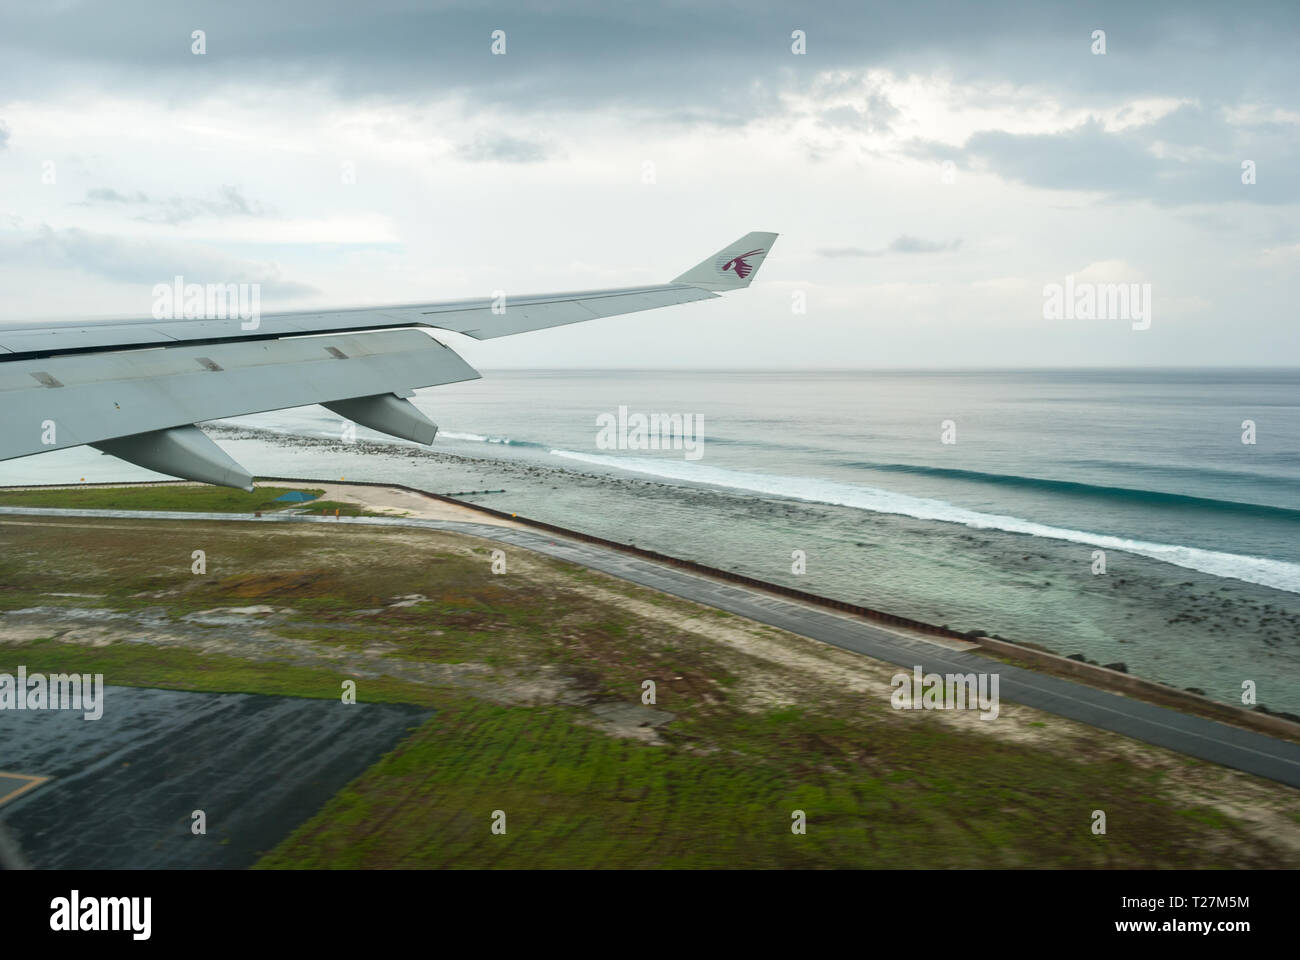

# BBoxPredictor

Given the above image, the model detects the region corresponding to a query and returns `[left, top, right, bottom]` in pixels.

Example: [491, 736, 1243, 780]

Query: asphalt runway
[4, 505, 1300, 790]
[0, 685, 429, 868]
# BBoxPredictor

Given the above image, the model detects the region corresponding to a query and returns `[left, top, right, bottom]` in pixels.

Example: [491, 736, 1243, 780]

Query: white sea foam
[438, 431, 512, 444]
[549, 449, 1300, 594]
[438, 430, 490, 442]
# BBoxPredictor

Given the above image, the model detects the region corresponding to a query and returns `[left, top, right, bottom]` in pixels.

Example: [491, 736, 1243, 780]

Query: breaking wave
[548, 450, 1300, 593]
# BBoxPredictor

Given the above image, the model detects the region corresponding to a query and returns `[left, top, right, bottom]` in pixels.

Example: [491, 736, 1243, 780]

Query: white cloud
[1074, 260, 1147, 283]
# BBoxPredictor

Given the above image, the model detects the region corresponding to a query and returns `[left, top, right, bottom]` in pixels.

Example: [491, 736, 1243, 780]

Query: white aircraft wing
[0, 231, 777, 489]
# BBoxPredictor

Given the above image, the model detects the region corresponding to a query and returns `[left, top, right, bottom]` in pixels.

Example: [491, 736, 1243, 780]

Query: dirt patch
[218, 570, 343, 599]
[582, 702, 676, 744]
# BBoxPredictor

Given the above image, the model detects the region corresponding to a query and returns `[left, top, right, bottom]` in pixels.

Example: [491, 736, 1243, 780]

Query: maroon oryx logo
[719, 248, 764, 279]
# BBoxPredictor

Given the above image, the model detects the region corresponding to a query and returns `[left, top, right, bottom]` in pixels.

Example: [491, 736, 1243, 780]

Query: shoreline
[197, 423, 1300, 714]
[4, 476, 1299, 747]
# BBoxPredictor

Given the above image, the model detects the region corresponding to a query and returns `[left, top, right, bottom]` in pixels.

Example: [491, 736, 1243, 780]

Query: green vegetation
[0, 501, 1295, 869]
[257, 697, 1262, 870]
[0, 484, 322, 513]
[1, 638, 439, 707]
[285, 500, 387, 517]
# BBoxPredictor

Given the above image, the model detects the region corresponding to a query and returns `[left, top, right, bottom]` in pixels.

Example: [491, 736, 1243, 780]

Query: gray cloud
[890, 235, 962, 254]
[910, 106, 1300, 206]
[79, 184, 267, 223]
[455, 134, 550, 164]
[0, 118, 9, 150]
[819, 236, 962, 258]
[817, 94, 899, 137]
[84, 187, 149, 204]
[2, 225, 316, 299]
[2, 2, 1297, 125]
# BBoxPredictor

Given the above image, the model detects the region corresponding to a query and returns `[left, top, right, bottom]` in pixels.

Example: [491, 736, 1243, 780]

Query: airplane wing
[0, 231, 777, 490]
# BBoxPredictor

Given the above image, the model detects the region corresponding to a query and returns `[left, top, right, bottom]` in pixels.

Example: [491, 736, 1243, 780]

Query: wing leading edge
[0, 232, 778, 357]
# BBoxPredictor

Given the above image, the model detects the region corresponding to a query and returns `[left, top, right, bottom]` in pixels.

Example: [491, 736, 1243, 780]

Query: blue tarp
[273, 490, 318, 502]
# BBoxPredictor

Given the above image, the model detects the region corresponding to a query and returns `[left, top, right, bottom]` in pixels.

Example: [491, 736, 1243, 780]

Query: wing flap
[0, 329, 479, 462]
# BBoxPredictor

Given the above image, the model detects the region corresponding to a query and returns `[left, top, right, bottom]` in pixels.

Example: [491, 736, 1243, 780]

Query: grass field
[0, 484, 322, 513]
[2, 500, 1298, 868]
[0, 484, 394, 517]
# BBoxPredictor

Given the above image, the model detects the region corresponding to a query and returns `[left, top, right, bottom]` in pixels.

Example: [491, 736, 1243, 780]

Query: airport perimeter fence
[0, 474, 965, 639]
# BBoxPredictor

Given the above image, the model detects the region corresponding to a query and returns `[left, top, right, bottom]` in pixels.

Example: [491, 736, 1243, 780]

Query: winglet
[672, 231, 779, 291]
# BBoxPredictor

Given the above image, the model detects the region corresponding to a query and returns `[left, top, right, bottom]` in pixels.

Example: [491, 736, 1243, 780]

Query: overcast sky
[1, 0, 1297, 367]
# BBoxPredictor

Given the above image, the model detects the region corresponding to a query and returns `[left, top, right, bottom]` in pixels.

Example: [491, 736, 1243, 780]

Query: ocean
[6, 368, 1299, 713]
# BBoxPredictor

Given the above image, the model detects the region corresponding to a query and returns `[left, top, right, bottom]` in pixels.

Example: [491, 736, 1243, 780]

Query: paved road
[5, 505, 1300, 790]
